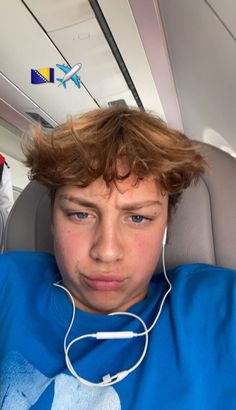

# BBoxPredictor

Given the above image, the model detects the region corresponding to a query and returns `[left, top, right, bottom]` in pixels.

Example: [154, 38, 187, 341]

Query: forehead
[56, 176, 165, 203]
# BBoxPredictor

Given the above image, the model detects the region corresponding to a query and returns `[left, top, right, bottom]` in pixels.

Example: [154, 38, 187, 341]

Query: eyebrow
[58, 194, 163, 211]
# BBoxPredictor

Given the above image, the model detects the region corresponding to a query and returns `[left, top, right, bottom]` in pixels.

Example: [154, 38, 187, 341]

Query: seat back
[4, 143, 236, 271]
[0, 208, 7, 253]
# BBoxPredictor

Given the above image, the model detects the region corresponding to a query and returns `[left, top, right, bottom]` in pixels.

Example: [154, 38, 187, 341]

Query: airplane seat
[3, 142, 236, 271]
[0, 208, 8, 253]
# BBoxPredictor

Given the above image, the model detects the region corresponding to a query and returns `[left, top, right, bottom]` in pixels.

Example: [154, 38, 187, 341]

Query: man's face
[52, 176, 168, 314]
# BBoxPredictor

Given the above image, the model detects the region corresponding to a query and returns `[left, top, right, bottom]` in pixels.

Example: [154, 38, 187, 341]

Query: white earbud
[162, 226, 168, 246]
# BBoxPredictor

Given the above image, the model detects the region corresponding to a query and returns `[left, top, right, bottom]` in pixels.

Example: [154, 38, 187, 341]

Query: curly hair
[23, 106, 207, 215]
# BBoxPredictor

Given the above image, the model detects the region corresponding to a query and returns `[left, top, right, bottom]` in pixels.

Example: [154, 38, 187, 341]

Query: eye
[130, 215, 151, 224]
[65, 210, 97, 225]
[67, 211, 90, 221]
[74, 212, 89, 219]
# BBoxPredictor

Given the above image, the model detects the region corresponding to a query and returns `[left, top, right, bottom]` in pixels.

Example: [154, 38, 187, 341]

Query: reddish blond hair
[24, 106, 207, 214]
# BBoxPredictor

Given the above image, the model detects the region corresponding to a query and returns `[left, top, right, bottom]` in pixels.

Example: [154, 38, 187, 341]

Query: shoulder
[0, 251, 60, 285]
[161, 264, 236, 373]
[168, 263, 236, 310]
[169, 263, 236, 287]
[0, 250, 56, 267]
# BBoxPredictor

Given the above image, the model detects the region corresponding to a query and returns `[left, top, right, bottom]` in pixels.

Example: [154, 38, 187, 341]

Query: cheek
[131, 233, 162, 271]
[53, 226, 89, 274]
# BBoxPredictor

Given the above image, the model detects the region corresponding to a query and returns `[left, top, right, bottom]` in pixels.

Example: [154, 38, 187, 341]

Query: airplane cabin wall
[158, 0, 236, 157]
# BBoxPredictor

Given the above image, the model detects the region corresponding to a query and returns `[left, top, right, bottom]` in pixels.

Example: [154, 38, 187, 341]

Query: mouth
[81, 274, 127, 291]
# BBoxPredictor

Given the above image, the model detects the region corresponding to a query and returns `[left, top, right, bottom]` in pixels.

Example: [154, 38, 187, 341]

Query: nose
[89, 219, 123, 263]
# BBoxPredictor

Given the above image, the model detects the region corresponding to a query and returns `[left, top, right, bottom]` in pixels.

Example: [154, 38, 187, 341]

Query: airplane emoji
[56, 63, 82, 89]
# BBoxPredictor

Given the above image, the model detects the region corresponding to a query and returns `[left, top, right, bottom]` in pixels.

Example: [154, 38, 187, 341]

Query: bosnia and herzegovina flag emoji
[31, 68, 54, 84]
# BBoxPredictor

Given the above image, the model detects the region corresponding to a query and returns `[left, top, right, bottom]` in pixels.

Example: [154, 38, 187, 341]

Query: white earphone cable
[53, 229, 171, 386]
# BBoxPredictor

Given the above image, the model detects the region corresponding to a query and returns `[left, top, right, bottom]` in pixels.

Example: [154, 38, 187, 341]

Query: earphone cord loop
[53, 241, 171, 386]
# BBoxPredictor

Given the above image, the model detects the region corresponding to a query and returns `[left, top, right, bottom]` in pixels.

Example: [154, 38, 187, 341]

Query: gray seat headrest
[0, 208, 7, 252]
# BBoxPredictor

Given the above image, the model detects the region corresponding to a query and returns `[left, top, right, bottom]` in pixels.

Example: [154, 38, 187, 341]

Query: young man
[0, 107, 235, 409]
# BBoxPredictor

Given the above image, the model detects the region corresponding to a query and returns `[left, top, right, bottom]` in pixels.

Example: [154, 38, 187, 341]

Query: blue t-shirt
[0, 251, 236, 409]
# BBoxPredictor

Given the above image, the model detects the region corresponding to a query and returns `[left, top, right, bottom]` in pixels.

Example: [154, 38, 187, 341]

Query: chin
[88, 305, 120, 315]
[84, 300, 126, 315]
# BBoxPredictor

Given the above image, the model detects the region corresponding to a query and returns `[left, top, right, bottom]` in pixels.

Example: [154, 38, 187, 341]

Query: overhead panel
[49, 18, 130, 100]
[0, 73, 57, 128]
[97, 0, 165, 116]
[0, 0, 166, 129]
[24, 0, 139, 109]
[23, 0, 95, 32]
[206, 0, 236, 40]
[128, 0, 180, 127]
[0, 0, 98, 126]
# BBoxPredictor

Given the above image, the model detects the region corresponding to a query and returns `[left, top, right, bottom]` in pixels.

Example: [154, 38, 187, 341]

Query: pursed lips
[81, 273, 127, 291]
